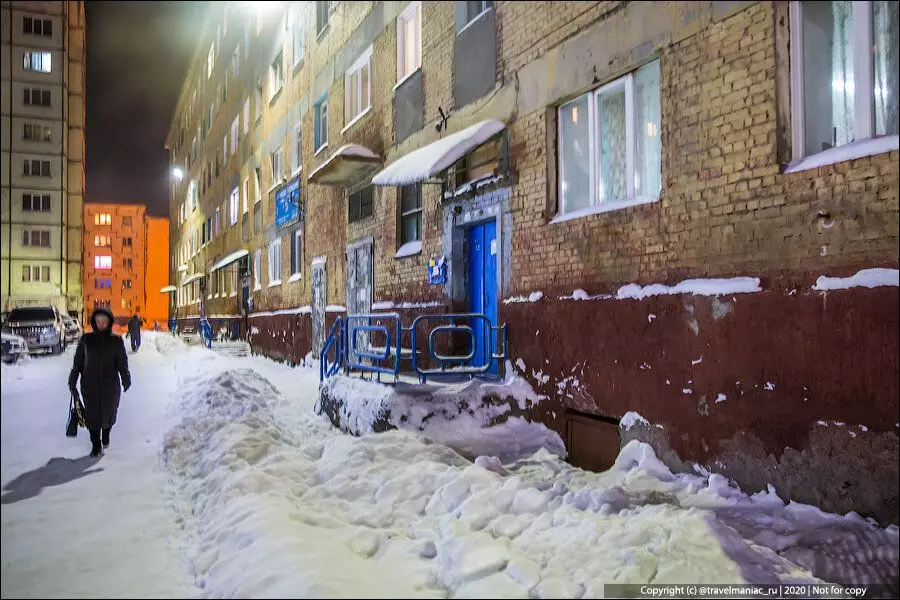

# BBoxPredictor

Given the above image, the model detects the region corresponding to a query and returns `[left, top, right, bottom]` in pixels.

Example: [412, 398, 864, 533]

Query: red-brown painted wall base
[502, 285, 899, 525]
[247, 313, 314, 365]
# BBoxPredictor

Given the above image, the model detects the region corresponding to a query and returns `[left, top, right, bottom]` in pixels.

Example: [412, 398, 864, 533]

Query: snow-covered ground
[2, 333, 897, 598]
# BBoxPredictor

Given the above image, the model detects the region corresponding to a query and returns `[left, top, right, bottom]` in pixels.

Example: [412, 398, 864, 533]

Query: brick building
[166, 2, 899, 523]
[82, 204, 169, 331]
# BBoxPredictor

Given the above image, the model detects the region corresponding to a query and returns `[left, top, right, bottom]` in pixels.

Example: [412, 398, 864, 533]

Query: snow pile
[813, 268, 899, 291]
[620, 411, 650, 430]
[503, 291, 544, 304]
[616, 277, 762, 300]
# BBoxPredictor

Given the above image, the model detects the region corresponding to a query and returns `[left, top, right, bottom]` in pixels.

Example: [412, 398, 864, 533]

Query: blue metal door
[467, 220, 498, 376]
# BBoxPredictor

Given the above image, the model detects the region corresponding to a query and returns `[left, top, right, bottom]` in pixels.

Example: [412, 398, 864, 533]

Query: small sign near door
[428, 257, 447, 285]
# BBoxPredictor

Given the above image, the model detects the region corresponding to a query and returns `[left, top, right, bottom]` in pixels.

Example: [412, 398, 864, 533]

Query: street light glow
[172, 167, 183, 181]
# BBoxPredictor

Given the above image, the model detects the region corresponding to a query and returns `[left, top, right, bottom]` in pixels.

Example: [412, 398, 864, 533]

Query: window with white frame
[23, 123, 51, 142]
[345, 47, 372, 126]
[207, 43, 215, 78]
[24, 51, 51, 73]
[399, 184, 422, 245]
[24, 159, 51, 177]
[272, 147, 283, 183]
[243, 98, 250, 134]
[270, 52, 284, 98]
[215, 207, 220, 236]
[557, 59, 661, 216]
[253, 249, 262, 290]
[290, 230, 302, 277]
[789, 0, 899, 162]
[397, 2, 421, 82]
[230, 117, 239, 154]
[222, 135, 228, 165]
[315, 96, 328, 152]
[242, 178, 250, 214]
[457, 0, 493, 33]
[22, 229, 51, 247]
[22, 193, 51, 212]
[23, 87, 51, 107]
[293, 15, 305, 66]
[230, 187, 239, 225]
[22, 265, 51, 282]
[232, 46, 240, 79]
[268, 239, 282, 284]
[316, 1, 330, 36]
[94, 255, 112, 270]
[292, 125, 302, 172]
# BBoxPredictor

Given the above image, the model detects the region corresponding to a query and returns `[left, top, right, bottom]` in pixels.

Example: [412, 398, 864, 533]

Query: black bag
[66, 392, 85, 438]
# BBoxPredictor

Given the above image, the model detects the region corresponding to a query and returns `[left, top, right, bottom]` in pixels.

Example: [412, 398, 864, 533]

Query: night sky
[85, 1, 206, 217]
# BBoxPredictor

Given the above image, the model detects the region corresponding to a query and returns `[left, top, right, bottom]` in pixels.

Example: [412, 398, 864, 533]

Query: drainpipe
[6, 8, 13, 309]
[60, 2, 68, 314]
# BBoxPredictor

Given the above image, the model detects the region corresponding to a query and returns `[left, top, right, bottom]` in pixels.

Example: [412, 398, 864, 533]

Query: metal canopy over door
[467, 220, 498, 376]
[346, 238, 374, 354]
[312, 259, 327, 355]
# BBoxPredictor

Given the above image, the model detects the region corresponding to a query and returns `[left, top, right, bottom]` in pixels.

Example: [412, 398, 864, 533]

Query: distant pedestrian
[68, 308, 131, 457]
[153, 320, 159, 332]
[126, 314, 144, 352]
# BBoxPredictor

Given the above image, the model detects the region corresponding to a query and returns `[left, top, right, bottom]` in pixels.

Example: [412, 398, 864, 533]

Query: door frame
[311, 255, 328, 355]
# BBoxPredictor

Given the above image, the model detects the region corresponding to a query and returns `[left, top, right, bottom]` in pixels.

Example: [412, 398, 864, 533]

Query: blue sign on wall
[428, 256, 447, 285]
[275, 177, 301, 229]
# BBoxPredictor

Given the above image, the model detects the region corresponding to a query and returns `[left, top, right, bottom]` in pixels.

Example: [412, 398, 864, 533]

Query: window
[207, 43, 215, 78]
[22, 265, 51, 282]
[125, 257, 133, 270]
[122, 216, 132, 227]
[122, 279, 133, 289]
[316, 1, 330, 35]
[24, 88, 52, 107]
[231, 117, 239, 154]
[315, 96, 328, 152]
[292, 16, 305, 66]
[94, 235, 110, 247]
[24, 51, 52, 73]
[215, 207, 220, 236]
[23, 123, 51, 142]
[291, 230, 302, 277]
[22, 230, 51, 247]
[397, 2, 422, 82]
[244, 98, 250, 134]
[24, 16, 53, 37]
[124, 236, 133, 248]
[95, 213, 111, 226]
[268, 239, 282, 284]
[95, 255, 112, 270]
[222, 135, 228, 166]
[256, 80, 264, 122]
[557, 59, 661, 216]
[230, 187, 240, 225]
[345, 47, 372, 126]
[24, 159, 51, 177]
[399, 184, 422, 244]
[456, 0, 493, 33]
[270, 52, 284, 98]
[232, 46, 240, 79]
[292, 125, 302, 172]
[95, 278, 111, 289]
[206, 218, 212, 243]
[349, 185, 374, 222]
[253, 249, 262, 290]
[272, 147, 283, 183]
[790, 1, 899, 162]
[22, 193, 51, 212]
[242, 179, 250, 214]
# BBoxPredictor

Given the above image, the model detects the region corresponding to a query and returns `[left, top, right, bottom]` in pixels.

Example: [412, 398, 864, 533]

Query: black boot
[89, 429, 102, 457]
[101, 427, 111, 448]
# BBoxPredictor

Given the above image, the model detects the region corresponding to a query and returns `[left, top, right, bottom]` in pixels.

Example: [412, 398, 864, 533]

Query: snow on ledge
[249, 306, 312, 318]
[288, 273, 302, 283]
[325, 304, 346, 313]
[616, 277, 762, 300]
[393, 240, 422, 259]
[784, 135, 899, 174]
[372, 300, 443, 311]
[620, 411, 650, 431]
[503, 291, 543, 304]
[813, 268, 899, 291]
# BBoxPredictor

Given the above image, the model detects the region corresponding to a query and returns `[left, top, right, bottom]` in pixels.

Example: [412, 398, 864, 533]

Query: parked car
[62, 314, 82, 344]
[1, 332, 28, 364]
[1, 306, 65, 355]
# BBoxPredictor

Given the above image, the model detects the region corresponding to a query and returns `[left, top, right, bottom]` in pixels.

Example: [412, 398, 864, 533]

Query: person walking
[68, 308, 131, 457]
[126, 314, 144, 352]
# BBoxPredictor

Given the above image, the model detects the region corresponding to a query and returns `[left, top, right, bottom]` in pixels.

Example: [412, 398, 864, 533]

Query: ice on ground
[813, 268, 899, 291]
[617, 277, 762, 300]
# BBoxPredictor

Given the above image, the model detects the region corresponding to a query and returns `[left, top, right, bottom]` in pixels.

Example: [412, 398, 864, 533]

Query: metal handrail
[319, 316, 345, 382]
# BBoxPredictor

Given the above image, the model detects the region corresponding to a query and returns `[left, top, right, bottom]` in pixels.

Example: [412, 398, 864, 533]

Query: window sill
[229, 292, 237, 297]
[253, 285, 262, 292]
[292, 58, 304, 72]
[393, 67, 421, 92]
[291, 165, 302, 178]
[314, 142, 329, 157]
[456, 7, 493, 36]
[394, 240, 422, 259]
[341, 106, 372, 134]
[550, 196, 659, 224]
[316, 24, 329, 40]
[784, 135, 899, 174]
[288, 272, 302, 283]
[268, 280, 282, 288]
[269, 87, 283, 105]
[267, 180, 284, 193]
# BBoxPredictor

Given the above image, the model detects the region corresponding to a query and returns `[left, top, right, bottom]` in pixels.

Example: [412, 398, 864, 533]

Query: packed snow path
[2, 333, 897, 599]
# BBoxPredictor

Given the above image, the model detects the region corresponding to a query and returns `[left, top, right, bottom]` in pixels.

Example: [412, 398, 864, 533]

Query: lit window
[95, 255, 112, 270]
[397, 2, 421, 82]
[24, 51, 52, 73]
[557, 60, 661, 216]
[94, 213, 112, 226]
[345, 47, 372, 126]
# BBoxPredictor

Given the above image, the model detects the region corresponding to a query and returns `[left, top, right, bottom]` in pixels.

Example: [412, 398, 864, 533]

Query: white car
[62, 315, 82, 344]
[1, 332, 29, 364]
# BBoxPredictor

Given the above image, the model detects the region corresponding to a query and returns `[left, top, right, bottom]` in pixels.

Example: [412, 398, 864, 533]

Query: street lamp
[172, 167, 184, 182]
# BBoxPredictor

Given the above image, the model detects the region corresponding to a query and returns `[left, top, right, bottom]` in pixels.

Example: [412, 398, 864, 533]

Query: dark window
[124, 237, 133, 247]
[25, 88, 52, 106]
[348, 185, 374, 223]
[24, 159, 50, 177]
[399, 184, 422, 245]
[21, 193, 51, 212]
[290, 230, 302, 275]
[122, 216, 132, 227]
[23, 16, 52, 36]
[456, 0, 493, 32]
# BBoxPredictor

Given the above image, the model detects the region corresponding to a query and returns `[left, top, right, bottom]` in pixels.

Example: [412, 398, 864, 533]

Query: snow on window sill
[253, 285, 261, 292]
[269, 87, 283, 105]
[394, 240, 422, 259]
[784, 135, 899, 174]
[393, 67, 421, 92]
[341, 106, 372, 134]
[268, 280, 282, 288]
[288, 272, 302, 283]
[229, 292, 237, 297]
[314, 142, 329, 157]
[291, 165, 302, 178]
[456, 6, 493, 36]
[550, 196, 658, 224]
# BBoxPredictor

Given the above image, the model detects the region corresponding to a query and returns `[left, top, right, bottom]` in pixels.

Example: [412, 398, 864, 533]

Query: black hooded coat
[68, 308, 132, 430]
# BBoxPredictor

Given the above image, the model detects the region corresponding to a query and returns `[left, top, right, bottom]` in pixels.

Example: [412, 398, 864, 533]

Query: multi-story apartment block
[82, 204, 168, 331]
[1, 0, 86, 320]
[167, 2, 899, 523]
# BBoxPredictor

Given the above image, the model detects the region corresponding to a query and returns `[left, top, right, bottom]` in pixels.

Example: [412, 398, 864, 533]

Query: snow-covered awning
[177, 264, 188, 272]
[180, 273, 204, 287]
[211, 249, 249, 272]
[307, 144, 381, 187]
[372, 120, 505, 186]
[159, 285, 177, 294]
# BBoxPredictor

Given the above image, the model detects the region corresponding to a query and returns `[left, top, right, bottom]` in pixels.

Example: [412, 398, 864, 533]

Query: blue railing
[169, 318, 177, 336]
[199, 318, 213, 349]
[319, 312, 507, 383]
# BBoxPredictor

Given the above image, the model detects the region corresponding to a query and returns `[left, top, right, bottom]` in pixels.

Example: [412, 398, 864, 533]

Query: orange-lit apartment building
[82, 203, 169, 330]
